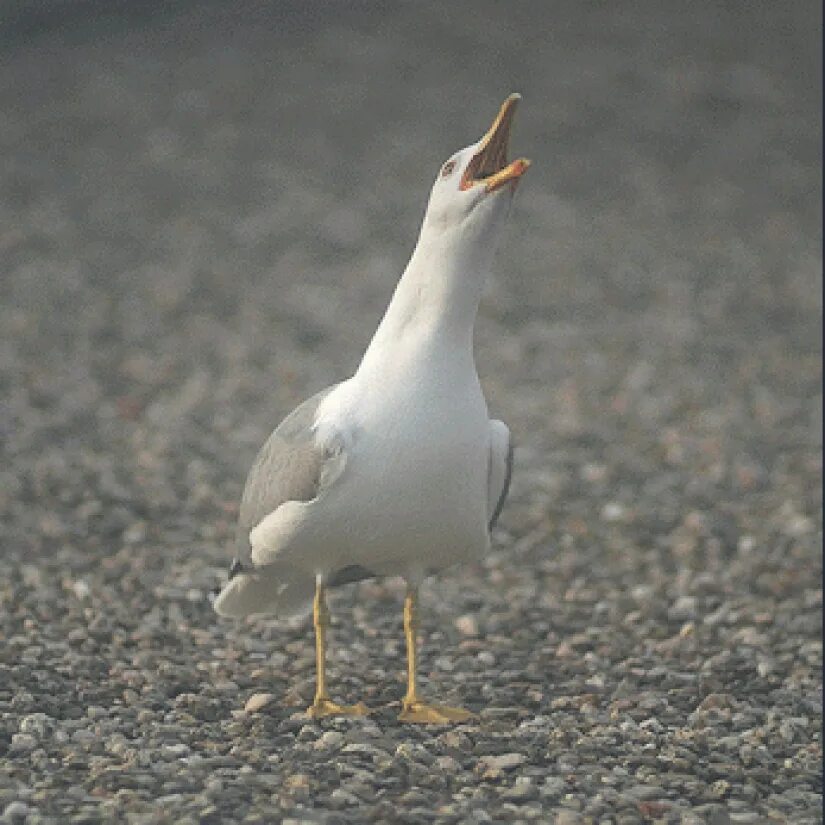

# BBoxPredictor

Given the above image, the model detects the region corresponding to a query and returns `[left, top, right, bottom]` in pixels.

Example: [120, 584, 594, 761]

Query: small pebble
[477, 752, 528, 778]
[244, 693, 275, 714]
[2, 802, 30, 824]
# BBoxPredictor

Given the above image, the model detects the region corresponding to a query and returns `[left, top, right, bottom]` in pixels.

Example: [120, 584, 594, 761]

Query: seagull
[214, 94, 530, 724]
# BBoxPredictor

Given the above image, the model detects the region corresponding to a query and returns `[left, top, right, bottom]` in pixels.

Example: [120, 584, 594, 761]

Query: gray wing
[488, 420, 513, 531]
[233, 385, 337, 567]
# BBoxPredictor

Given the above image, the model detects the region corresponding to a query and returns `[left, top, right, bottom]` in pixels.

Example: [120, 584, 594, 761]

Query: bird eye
[441, 160, 457, 177]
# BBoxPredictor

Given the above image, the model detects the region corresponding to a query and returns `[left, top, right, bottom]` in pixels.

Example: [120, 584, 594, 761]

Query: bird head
[422, 93, 530, 242]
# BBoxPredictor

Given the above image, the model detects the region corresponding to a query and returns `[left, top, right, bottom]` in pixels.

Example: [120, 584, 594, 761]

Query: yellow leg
[398, 584, 474, 724]
[306, 578, 368, 719]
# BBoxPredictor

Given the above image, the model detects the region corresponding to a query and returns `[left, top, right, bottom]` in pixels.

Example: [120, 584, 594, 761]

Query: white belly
[297, 370, 491, 578]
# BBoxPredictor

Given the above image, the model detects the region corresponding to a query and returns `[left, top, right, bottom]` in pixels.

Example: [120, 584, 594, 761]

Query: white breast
[309, 341, 492, 578]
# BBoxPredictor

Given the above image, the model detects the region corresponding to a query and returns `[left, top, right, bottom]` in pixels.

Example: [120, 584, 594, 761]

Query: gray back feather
[235, 385, 336, 563]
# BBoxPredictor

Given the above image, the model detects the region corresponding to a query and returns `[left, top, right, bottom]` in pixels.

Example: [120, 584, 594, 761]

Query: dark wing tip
[489, 437, 514, 532]
[228, 558, 245, 580]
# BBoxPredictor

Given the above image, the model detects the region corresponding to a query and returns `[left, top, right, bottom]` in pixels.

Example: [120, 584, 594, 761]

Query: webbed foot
[398, 699, 474, 724]
[306, 697, 369, 719]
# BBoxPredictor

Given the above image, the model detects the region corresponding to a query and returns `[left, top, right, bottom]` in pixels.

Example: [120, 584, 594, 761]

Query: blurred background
[0, 1, 821, 820]
[1, 0, 819, 569]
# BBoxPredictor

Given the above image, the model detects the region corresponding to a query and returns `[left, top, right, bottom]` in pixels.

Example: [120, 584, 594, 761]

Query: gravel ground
[1, 2, 822, 823]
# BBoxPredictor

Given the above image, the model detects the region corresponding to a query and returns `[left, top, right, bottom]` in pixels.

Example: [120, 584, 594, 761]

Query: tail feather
[213, 565, 314, 619]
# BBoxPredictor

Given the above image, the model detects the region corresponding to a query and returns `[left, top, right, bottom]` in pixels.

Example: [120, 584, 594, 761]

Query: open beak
[460, 93, 531, 193]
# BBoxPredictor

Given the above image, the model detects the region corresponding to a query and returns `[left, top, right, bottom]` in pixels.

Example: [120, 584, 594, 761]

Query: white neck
[357, 224, 495, 377]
